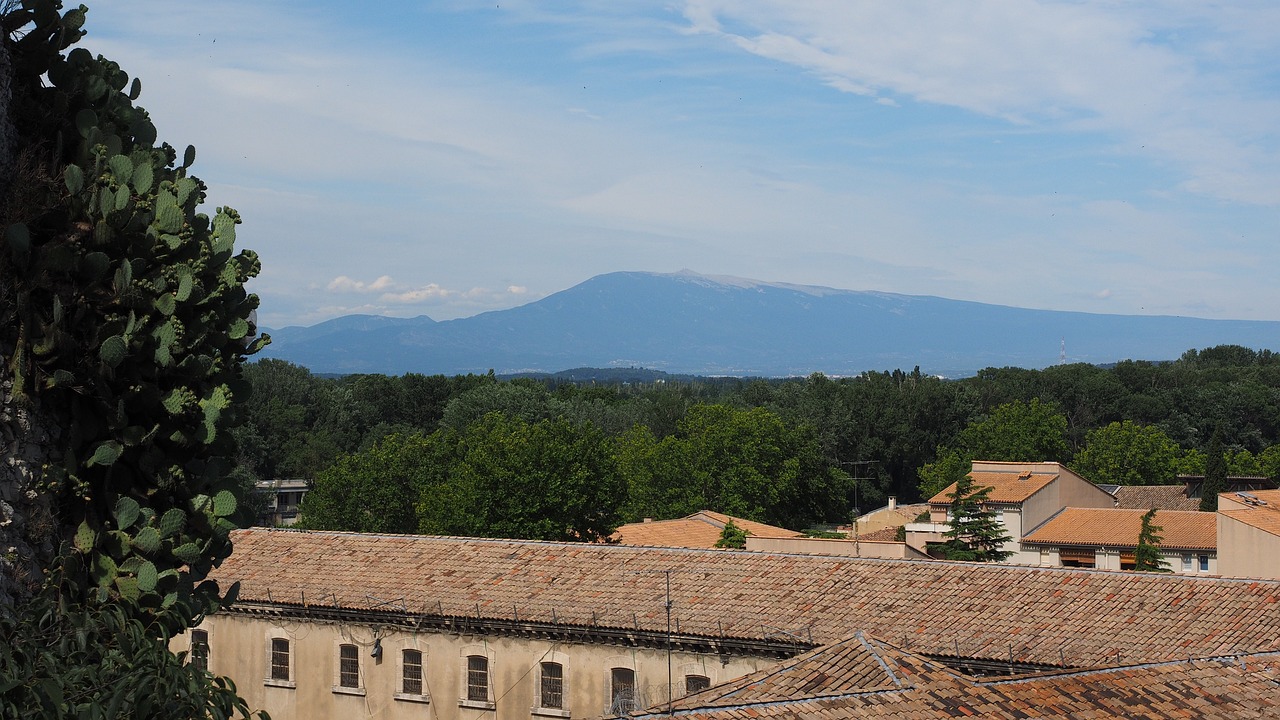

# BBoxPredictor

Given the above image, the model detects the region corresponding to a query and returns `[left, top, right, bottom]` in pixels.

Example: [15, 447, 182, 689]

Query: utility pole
[665, 569, 672, 717]
[839, 460, 878, 555]
[633, 569, 677, 716]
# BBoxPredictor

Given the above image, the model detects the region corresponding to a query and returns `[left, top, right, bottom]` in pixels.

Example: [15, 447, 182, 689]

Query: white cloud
[327, 275, 395, 293]
[380, 285, 454, 304]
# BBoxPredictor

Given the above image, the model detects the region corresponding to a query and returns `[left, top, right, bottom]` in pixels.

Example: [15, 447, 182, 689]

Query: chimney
[888, 496, 897, 511]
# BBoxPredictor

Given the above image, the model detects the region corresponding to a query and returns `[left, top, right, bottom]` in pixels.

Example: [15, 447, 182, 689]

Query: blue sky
[86, 1, 1280, 327]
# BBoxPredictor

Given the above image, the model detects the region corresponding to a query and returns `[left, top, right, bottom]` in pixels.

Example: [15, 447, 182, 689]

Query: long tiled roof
[218, 529, 1280, 668]
[1112, 485, 1200, 511]
[613, 511, 800, 549]
[929, 471, 1058, 505]
[630, 634, 1280, 720]
[1022, 508, 1216, 550]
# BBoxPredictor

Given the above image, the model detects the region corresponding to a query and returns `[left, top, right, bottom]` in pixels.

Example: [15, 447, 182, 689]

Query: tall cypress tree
[1200, 429, 1227, 512]
[936, 474, 1012, 562]
[1134, 508, 1170, 572]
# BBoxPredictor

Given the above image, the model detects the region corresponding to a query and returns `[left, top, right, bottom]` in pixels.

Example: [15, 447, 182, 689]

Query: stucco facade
[179, 613, 779, 720]
[1217, 490, 1280, 579]
[745, 536, 929, 559]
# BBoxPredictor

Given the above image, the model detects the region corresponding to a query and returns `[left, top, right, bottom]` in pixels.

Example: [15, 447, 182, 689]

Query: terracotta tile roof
[217, 528, 1280, 669]
[668, 632, 960, 712]
[1112, 484, 1200, 511]
[1220, 490, 1280, 537]
[1022, 508, 1216, 550]
[632, 637, 1280, 720]
[928, 471, 1058, 505]
[612, 511, 800, 548]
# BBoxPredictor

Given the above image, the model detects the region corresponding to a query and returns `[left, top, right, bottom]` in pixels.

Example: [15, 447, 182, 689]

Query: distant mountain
[255, 271, 1280, 377]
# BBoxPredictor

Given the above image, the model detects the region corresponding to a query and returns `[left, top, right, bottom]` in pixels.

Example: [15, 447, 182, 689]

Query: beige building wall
[178, 613, 781, 720]
[1018, 469, 1115, 535]
[746, 536, 929, 559]
[1217, 513, 1280, 579]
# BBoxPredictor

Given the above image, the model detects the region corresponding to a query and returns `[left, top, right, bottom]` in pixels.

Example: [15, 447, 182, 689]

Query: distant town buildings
[181, 526, 1280, 719]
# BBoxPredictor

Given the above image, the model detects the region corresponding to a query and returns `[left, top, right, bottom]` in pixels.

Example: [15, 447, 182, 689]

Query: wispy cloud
[680, 0, 1280, 205]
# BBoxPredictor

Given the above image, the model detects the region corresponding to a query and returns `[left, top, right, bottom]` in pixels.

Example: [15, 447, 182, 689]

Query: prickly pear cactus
[1, 1, 267, 628]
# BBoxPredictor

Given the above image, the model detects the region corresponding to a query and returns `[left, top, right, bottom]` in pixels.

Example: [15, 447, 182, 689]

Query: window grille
[339, 644, 360, 688]
[685, 674, 710, 695]
[610, 667, 637, 715]
[466, 655, 489, 702]
[190, 630, 209, 673]
[402, 649, 423, 695]
[539, 661, 564, 708]
[270, 638, 290, 681]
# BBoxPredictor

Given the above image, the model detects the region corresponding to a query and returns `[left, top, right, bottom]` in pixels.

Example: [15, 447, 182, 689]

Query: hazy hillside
[256, 271, 1280, 377]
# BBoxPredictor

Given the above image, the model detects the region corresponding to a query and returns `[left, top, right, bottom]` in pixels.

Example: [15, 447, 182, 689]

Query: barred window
[339, 644, 360, 688]
[190, 630, 209, 673]
[610, 667, 637, 714]
[466, 655, 489, 702]
[539, 661, 564, 709]
[402, 649, 424, 695]
[270, 638, 290, 681]
[685, 674, 710, 695]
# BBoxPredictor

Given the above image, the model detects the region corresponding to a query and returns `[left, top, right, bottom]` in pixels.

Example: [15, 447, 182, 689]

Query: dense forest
[236, 345, 1280, 537]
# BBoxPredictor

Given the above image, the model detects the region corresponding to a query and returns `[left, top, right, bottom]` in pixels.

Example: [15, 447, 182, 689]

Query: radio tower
[1059, 338, 1066, 365]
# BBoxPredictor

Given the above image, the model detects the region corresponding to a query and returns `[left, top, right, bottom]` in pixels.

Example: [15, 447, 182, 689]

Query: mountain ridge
[256, 271, 1280, 377]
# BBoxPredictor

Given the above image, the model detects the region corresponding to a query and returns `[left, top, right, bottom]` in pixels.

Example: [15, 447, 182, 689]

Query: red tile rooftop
[1022, 508, 1216, 550]
[1111, 485, 1200, 511]
[928, 471, 1059, 505]
[217, 528, 1280, 669]
[613, 511, 801, 549]
[630, 633, 1280, 720]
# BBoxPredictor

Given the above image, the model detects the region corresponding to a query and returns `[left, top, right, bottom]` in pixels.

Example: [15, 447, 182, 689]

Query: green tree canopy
[300, 432, 433, 534]
[1071, 421, 1187, 485]
[917, 399, 1069, 498]
[417, 413, 625, 542]
[617, 404, 849, 529]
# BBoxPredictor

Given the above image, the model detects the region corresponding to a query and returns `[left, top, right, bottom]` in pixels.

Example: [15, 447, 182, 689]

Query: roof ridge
[228, 528, 1280, 586]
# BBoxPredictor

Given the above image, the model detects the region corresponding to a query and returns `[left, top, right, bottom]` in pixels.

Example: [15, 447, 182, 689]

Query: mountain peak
[257, 271, 1280, 377]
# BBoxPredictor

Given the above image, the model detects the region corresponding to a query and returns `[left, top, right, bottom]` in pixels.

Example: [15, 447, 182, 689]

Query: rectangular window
[466, 655, 489, 702]
[270, 638, 290, 681]
[685, 674, 710, 695]
[190, 630, 209, 673]
[402, 650, 423, 695]
[1199, 555, 1210, 572]
[1182, 555, 1193, 572]
[610, 667, 637, 715]
[339, 644, 360, 688]
[539, 662, 564, 709]
[1058, 547, 1096, 568]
